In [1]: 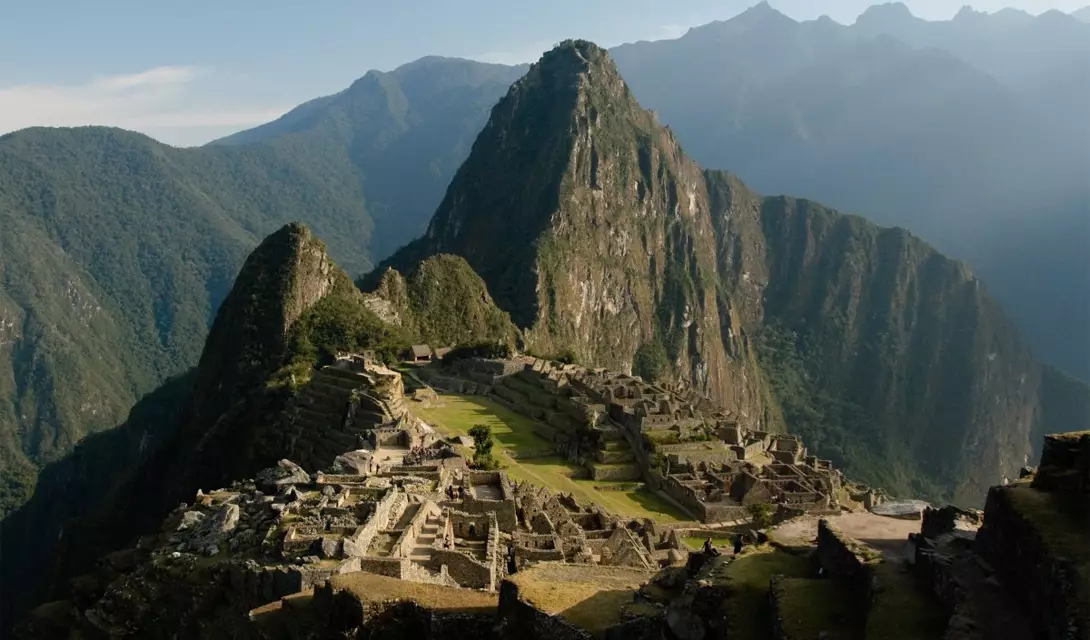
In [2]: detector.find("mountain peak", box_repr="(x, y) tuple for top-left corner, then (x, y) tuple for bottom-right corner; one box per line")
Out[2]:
(732, 1), (794, 26)
(953, 5), (984, 21)
(856, 2), (916, 26)
(534, 39), (612, 76)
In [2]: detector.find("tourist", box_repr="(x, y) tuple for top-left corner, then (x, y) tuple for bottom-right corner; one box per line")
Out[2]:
(702, 536), (720, 557)
(733, 534), (743, 556)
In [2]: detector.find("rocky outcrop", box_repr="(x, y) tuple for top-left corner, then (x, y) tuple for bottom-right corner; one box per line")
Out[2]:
(1031, 431), (1090, 496)
(362, 255), (519, 350)
(975, 440), (1090, 640)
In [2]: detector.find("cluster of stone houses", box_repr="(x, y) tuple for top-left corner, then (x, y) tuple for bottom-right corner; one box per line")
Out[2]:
(423, 356), (847, 522)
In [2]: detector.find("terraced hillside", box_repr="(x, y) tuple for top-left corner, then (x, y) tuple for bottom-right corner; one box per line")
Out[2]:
(409, 392), (689, 523)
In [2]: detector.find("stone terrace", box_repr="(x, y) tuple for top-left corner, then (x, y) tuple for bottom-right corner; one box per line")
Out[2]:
(420, 355), (849, 522)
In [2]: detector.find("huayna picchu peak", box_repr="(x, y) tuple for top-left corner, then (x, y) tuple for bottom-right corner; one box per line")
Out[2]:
(371, 40), (1090, 508)
(2, 31), (1089, 640)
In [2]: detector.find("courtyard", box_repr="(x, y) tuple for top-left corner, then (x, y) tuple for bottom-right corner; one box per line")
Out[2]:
(411, 393), (691, 523)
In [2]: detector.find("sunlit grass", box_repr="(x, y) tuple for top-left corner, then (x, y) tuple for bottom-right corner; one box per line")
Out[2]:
(413, 394), (690, 522)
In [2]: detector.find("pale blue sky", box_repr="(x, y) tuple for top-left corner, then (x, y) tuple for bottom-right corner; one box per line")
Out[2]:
(1, 0), (1085, 145)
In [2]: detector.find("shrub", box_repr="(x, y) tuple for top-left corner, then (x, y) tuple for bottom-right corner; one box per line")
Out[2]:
(468, 424), (500, 470)
(746, 502), (774, 528)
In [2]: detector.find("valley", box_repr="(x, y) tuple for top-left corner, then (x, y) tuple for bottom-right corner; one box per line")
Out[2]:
(0, 4), (1088, 638)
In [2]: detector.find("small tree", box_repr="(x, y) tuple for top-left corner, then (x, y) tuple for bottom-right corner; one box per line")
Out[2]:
(468, 424), (499, 470)
(746, 502), (774, 529)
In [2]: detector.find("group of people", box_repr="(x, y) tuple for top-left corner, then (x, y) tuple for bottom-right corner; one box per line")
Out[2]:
(445, 484), (467, 501)
(702, 534), (744, 558)
(403, 444), (447, 466)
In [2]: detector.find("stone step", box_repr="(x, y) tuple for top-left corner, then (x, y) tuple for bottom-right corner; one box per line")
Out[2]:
(601, 439), (632, 452)
(311, 441), (343, 468)
(595, 449), (634, 464)
(307, 381), (357, 401)
(299, 384), (337, 402)
(321, 367), (370, 383)
(295, 417), (335, 435)
(586, 461), (642, 482)
(324, 430), (360, 450)
(313, 372), (366, 392)
(296, 406), (339, 424)
(596, 428), (625, 442)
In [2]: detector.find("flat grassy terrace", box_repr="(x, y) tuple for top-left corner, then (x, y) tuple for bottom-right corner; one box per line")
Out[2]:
(412, 393), (690, 523)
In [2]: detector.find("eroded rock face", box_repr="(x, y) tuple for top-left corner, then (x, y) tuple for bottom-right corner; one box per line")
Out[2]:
(370, 40), (1088, 504)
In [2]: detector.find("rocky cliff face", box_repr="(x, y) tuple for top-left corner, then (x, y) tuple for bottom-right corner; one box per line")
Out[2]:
(376, 42), (768, 423)
(372, 40), (1090, 505)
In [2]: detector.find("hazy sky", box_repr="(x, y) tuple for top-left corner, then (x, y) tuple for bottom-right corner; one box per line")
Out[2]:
(1, 0), (1086, 146)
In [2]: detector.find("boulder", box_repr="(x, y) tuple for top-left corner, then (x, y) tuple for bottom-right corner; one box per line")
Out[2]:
(209, 504), (240, 535)
(256, 459), (311, 491)
(332, 450), (375, 475)
(313, 537), (342, 559)
(176, 511), (205, 531)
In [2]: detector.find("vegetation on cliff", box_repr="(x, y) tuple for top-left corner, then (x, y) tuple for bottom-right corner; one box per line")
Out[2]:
(2, 224), (523, 630)
(362, 254), (519, 350)
(611, 3), (1090, 380)
(0, 57), (521, 518)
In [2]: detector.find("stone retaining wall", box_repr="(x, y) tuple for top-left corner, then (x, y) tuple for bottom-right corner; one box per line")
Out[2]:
(343, 490), (399, 557)
(315, 582), (495, 639)
(429, 550), (495, 591)
(394, 501), (439, 557)
(1032, 432), (1089, 495)
(975, 485), (1087, 640)
(497, 579), (593, 640)
(357, 556), (409, 578)
(816, 519), (875, 607)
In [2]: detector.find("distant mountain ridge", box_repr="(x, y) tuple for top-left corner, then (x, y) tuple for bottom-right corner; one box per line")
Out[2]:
(0, 58), (523, 517)
(609, 1), (1090, 380)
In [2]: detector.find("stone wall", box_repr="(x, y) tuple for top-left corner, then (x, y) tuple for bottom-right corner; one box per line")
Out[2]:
(920, 505), (982, 540)
(462, 492), (517, 532)
(343, 489), (399, 557)
(315, 583), (497, 639)
(357, 556), (410, 578)
(429, 550), (495, 591)
(449, 510), (493, 540)
(394, 501), (439, 557)
(975, 485), (1087, 640)
(497, 579), (593, 640)
(660, 475), (745, 523)
(816, 519), (875, 606)
(1032, 431), (1090, 496)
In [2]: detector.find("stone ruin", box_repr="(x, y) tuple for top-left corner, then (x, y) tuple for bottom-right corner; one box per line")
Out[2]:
(909, 431), (1089, 639)
(417, 355), (847, 522)
(133, 356), (697, 617)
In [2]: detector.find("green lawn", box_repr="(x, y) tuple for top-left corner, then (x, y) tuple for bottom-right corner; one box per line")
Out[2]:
(413, 393), (691, 523)
(720, 546), (813, 640)
(683, 535), (734, 551)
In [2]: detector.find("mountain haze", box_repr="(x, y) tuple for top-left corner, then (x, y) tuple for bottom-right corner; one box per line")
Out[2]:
(373, 39), (1090, 506)
(609, 2), (1090, 380)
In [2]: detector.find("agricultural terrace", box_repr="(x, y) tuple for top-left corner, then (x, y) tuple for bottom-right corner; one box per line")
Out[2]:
(411, 393), (691, 523)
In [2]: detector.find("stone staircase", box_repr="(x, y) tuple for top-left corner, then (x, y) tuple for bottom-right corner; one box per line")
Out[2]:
(585, 425), (642, 481)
